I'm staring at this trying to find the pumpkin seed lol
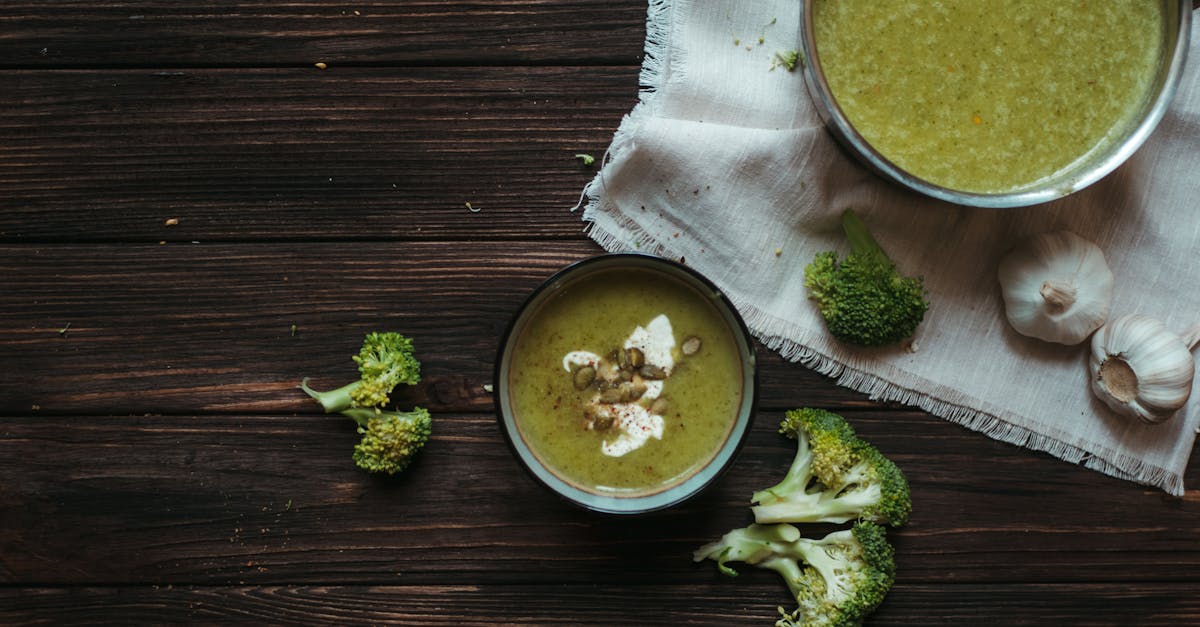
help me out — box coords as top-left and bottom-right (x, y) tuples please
(627, 347), (645, 368)
(628, 380), (647, 401)
(572, 365), (597, 390)
(624, 379), (643, 401)
(681, 335), (702, 356)
(592, 413), (615, 430)
(616, 381), (648, 403)
(599, 388), (624, 404)
(639, 364), (666, 380)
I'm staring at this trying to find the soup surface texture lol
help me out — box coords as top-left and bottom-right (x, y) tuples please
(813, 0), (1164, 193)
(508, 267), (743, 496)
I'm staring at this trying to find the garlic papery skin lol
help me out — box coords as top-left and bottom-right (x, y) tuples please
(997, 231), (1114, 345)
(1088, 314), (1200, 425)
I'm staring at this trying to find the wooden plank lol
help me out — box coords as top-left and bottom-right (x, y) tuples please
(4, 1), (1195, 72)
(0, 67), (639, 243)
(4, 582), (1200, 626)
(0, 2), (649, 68)
(2, 411), (1197, 585)
(0, 241), (865, 415)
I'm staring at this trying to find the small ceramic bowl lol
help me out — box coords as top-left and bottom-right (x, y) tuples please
(798, 0), (1192, 208)
(494, 253), (757, 514)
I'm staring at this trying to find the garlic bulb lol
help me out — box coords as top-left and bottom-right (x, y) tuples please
(1089, 314), (1200, 424)
(997, 231), (1113, 345)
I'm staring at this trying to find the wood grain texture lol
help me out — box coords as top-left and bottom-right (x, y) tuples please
(0, 241), (868, 415)
(0, 2), (649, 68)
(3, 0), (1199, 624)
(0, 68), (639, 243)
(5, 583), (1200, 626)
(3, 412), (1197, 586)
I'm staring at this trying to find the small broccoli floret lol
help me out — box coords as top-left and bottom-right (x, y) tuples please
(300, 332), (420, 413)
(343, 407), (432, 475)
(696, 521), (896, 627)
(804, 209), (928, 346)
(751, 408), (911, 527)
(300, 332), (428, 475)
(771, 49), (803, 71)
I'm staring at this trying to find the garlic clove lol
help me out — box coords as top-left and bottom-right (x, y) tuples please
(1089, 314), (1198, 424)
(998, 231), (1113, 345)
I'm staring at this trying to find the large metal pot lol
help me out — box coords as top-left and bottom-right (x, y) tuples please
(798, 1), (1193, 208)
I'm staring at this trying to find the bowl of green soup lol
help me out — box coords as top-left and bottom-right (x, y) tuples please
(494, 253), (757, 514)
(800, 0), (1192, 207)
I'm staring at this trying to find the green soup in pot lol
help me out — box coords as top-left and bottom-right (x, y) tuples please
(813, 0), (1165, 193)
(507, 266), (745, 496)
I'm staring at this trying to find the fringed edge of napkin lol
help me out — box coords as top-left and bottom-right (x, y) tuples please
(637, 0), (680, 99)
(573, 0), (679, 213)
(754, 332), (1184, 497)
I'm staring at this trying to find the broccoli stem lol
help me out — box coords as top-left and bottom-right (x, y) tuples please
(752, 435), (813, 505)
(299, 378), (359, 414)
(341, 407), (382, 429)
(758, 556), (806, 599)
(841, 209), (887, 261)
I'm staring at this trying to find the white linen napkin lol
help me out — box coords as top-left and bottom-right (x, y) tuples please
(578, 0), (1200, 494)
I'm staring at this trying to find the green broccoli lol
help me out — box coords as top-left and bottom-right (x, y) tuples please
(300, 332), (421, 413)
(692, 522), (803, 578)
(804, 209), (928, 346)
(772, 49), (803, 72)
(300, 332), (429, 475)
(342, 407), (432, 475)
(694, 521), (896, 627)
(751, 408), (911, 527)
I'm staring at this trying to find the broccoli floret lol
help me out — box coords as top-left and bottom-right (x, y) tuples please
(804, 209), (928, 346)
(772, 49), (803, 71)
(695, 521), (896, 627)
(300, 332), (428, 475)
(300, 332), (421, 412)
(751, 408), (911, 527)
(343, 407), (432, 475)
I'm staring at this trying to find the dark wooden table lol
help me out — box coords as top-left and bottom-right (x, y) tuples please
(3, 3), (1199, 625)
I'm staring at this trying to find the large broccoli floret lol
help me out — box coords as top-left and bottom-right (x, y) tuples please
(343, 407), (432, 475)
(300, 333), (429, 475)
(804, 209), (928, 346)
(300, 332), (421, 413)
(751, 408), (911, 527)
(694, 521), (896, 627)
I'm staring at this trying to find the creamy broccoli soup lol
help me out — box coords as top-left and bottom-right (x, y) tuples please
(813, 1), (1164, 193)
(507, 267), (744, 496)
